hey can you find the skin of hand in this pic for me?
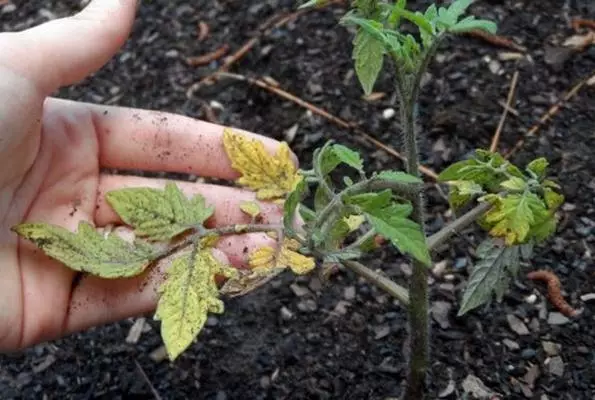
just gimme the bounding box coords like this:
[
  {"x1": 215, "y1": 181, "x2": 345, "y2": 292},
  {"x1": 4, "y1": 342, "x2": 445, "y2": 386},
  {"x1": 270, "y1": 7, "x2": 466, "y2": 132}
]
[{"x1": 0, "y1": 0, "x2": 289, "y2": 351}]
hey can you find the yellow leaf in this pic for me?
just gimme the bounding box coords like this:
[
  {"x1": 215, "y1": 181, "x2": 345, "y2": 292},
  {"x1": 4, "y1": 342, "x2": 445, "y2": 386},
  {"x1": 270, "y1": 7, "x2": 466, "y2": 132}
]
[
  {"x1": 239, "y1": 201, "x2": 261, "y2": 219},
  {"x1": 344, "y1": 215, "x2": 365, "y2": 232},
  {"x1": 223, "y1": 128, "x2": 301, "y2": 200},
  {"x1": 248, "y1": 238, "x2": 315, "y2": 275},
  {"x1": 155, "y1": 245, "x2": 237, "y2": 361}
]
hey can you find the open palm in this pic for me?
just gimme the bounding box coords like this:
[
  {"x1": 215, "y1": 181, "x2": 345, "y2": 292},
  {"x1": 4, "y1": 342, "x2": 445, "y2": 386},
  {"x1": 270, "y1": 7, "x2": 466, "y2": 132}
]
[{"x1": 0, "y1": 0, "x2": 284, "y2": 351}]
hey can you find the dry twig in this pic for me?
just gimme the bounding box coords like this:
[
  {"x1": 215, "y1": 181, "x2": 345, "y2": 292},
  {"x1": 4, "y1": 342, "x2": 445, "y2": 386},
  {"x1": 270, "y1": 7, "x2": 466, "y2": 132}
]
[
  {"x1": 214, "y1": 72, "x2": 438, "y2": 180},
  {"x1": 134, "y1": 360, "x2": 163, "y2": 400},
  {"x1": 197, "y1": 21, "x2": 209, "y2": 41},
  {"x1": 490, "y1": 71, "x2": 519, "y2": 152},
  {"x1": 571, "y1": 18, "x2": 595, "y2": 31},
  {"x1": 186, "y1": 44, "x2": 230, "y2": 66},
  {"x1": 462, "y1": 29, "x2": 527, "y2": 52},
  {"x1": 505, "y1": 73, "x2": 592, "y2": 159}
]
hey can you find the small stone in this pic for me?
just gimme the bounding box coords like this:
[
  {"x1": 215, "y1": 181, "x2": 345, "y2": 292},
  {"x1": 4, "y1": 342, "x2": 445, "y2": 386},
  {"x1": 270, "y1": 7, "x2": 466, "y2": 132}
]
[
  {"x1": 528, "y1": 318, "x2": 540, "y2": 332},
  {"x1": 165, "y1": 49, "x2": 179, "y2": 58},
  {"x1": 562, "y1": 203, "x2": 576, "y2": 211},
  {"x1": 507, "y1": 314, "x2": 530, "y2": 335},
  {"x1": 334, "y1": 300, "x2": 351, "y2": 315},
  {"x1": 280, "y1": 306, "x2": 294, "y2": 321},
  {"x1": 206, "y1": 316, "x2": 219, "y2": 327},
  {"x1": 432, "y1": 260, "x2": 448, "y2": 277},
  {"x1": 382, "y1": 108, "x2": 396, "y2": 120},
  {"x1": 461, "y1": 374, "x2": 496, "y2": 398},
  {"x1": 580, "y1": 293, "x2": 595, "y2": 302},
  {"x1": 503, "y1": 338, "x2": 520, "y2": 351},
  {"x1": 525, "y1": 294, "x2": 538, "y2": 304},
  {"x1": 400, "y1": 263, "x2": 412, "y2": 276},
  {"x1": 290, "y1": 283, "x2": 311, "y2": 297},
  {"x1": 498, "y1": 51, "x2": 524, "y2": 61},
  {"x1": 374, "y1": 325, "x2": 391, "y2": 340},
  {"x1": 547, "y1": 312, "x2": 570, "y2": 325},
  {"x1": 438, "y1": 379, "x2": 455, "y2": 398},
  {"x1": 488, "y1": 59, "x2": 502, "y2": 74},
  {"x1": 297, "y1": 299, "x2": 318, "y2": 312},
  {"x1": 431, "y1": 301, "x2": 452, "y2": 329},
  {"x1": 438, "y1": 283, "x2": 455, "y2": 292},
  {"x1": 2, "y1": 3, "x2": 16, "y2": 13},
  {"x1": 215, "y1": 391, "x2": 227, "y2": 400},
  {"x1": 542, "y1": 341, "x2": 560, "y2": 356},
  {"x1": 547, "y1": 356, "x2": 564, "y2": 377},
  {"x1": 454, "y1": 257, "x2": 467, "y2": 269},
  {"x1": 343, "y1": 286, "x2": 356, "y2": 301},
  {"x1": 521, "y1": 348, "x2": 537, "y2": 359}
]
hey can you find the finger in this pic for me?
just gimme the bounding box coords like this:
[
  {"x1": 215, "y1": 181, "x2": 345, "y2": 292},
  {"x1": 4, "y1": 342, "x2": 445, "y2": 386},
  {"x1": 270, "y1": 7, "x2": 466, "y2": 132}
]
[
  {"x1": 64, "y1": 232, "x2": 276, "y2": 334},
  {"x1": 9, "y1": 0, "x2": 137, "y2": 92},
  {"x1": 95, "y1": 174, "x2": 284, "y2": 227},
  {"x1": 46, "y1": 98, "x2": 294, "y2": 180}
]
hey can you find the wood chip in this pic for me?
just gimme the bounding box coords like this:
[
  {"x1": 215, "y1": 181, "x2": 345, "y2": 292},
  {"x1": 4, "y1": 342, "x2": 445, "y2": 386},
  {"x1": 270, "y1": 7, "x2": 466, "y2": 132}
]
[
  {"x1": 197, "y1": 21, "x2": 209, "y2": 41},
  {"x1": 32, "y1": 354, "x2": 57, "y2": 374},
  {"x1": 149, "y1": 345, "x2": 168, "y2": 362},
  {"x1": 126, "y1": 317, "x2": 146, "y2": 344}
]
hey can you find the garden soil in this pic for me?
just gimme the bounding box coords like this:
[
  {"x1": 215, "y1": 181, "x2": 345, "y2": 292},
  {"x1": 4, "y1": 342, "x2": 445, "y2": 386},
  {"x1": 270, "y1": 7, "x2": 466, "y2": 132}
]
[{"x1": 1, "y1": 0, "x2": 594, "y2": 399}]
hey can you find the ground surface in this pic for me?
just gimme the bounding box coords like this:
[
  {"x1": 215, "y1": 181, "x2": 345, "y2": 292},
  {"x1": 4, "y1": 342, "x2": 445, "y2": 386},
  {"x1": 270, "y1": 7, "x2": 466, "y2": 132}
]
[{"x1": 1, "y1": 0, "x2": 594, "y2": 399}]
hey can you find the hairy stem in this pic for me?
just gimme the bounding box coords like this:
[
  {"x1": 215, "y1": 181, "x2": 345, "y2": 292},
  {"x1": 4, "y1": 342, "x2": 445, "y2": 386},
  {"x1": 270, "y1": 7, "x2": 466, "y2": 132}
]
[
  {"x1": 342, "y1": 260, "x2": 409, "y2": 305},
  {"x1": 427, "y1": 202, "x2": 492, "y2": 251}
]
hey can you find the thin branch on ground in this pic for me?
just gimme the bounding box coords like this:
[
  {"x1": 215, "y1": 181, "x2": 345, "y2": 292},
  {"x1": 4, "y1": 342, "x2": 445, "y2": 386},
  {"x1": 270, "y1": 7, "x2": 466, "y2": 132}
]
[
  {"x1": 572, "y1": 18, "x2": 595, "y2": 31},
  {"x1": 505, "y1": 73, "x2": 592, "y2": 159},
  {"x1": 186, "y1": 44, "x2": 230, "y2": 66},
  {"x1": 213, "y1": 72, "x2": 439, "y2": 180},
  {"x1": 461, "y1": 29, "x2": 527, "y2": 52},
  {"x1": 341, "y1": 260, "x2": 410, "y2": 306},
  {"x1": 490, "y1": 70, "x2": 519, "y2": 152},
  {"x1": 134, "y1": 360, "x2": 162, "y2": 400},
  {"x1": 427, "y1": 201, "x2": 493, "y2": 252}
]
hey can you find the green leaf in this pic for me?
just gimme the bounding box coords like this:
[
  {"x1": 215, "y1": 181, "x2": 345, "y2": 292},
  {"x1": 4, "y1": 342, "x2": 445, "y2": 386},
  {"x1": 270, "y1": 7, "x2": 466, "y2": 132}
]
[
  {"x1": 500, "y1": 176, "x2": 527, "y2": 192},
  {"x1": 318, "y1": 142, "x2": 341, "y2": 175},
  {"x1": 365, "y1": 206, "x2": 430, "y2": 266},
  {"x1": 352, "y1": 28, "x2": 385, "y2": 95},
  {"x1": 483, "y1": 192, "x2": 548, "y2": 245},
  {"x1": 331, "y1": 144, "x2": 364, "y2": 171},
  {"x1": 446, "y1": 0, "x2": 473, "y2": 21},
  {"x1": 389, "y1": 7, "x2": 433, "y2": 34},
  {"x1": 299, "y1": 204, "x2": 316, "y2": 224},
  {"x1": 526, "y1": 158, "x2": 549, "y2": 179},
  {"x1": 155, "y1": 241, "x2": 237, "y2": 360},
  {"x1": 375, "y1": 170, "x2": 423, "y2": 184},
  {"x1": 458, "y1": 238, "x2": 521, "y2": 315},
  {"x1": 12, "y1": 221, "x2": 159, "y2": 278},
  {"x1": 284, "y1": 178, "x2": 307, "y2": 234},
  {"x1": 387, "y1": 0, "x2": 407, "y2": 28},
  {"x1": 529, "y1": 211, "x2": 557, "y2": 242},
  {"x1": 106, "y1": 183, "x2": 214, "y2": 241},
  {"x1": 344, "y1": 189, "x2": 394, "y2": 212},
  {"x1": 449, "y1": 17, "x2": 497, "y2": 34}
]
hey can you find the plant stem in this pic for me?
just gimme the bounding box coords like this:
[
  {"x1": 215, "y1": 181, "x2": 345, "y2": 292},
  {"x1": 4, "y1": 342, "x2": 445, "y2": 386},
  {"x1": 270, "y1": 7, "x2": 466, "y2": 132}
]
[
  {"x1": 344, "y1": 228, "x2": 376, "y2": 251},
  {"x1": 341, "y1": 260, "x2": 409, "y2": 305},
  {"x1": 427, "y1": 202, "x2": 492, "y2": 251}
]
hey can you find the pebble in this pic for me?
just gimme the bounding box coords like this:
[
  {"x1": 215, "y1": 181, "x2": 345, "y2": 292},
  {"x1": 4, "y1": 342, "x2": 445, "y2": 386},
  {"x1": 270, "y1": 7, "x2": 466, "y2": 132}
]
[
  {"x1": 541, "y1": 341, "x2": 560, "y2": 356},
  {"x1": 503, "y1": 338, "x2": 520, "y2": 351},
  {"x1": 333, "y1": 300, "x2": 351, "y2": 315},
  {"x1": 343, "y1": 286, "x2": 356, "y2": 301},
  {"x1": 297, "y1": 299, "x2": 318, "y2": 312},
  {"x1": 580, "y1": 293, "x2": 595, "y2": 302},
  {"x1": 547, "y1": 356, "x2": 565, "y2": 377},
  {"x1": 431, "y1": 301, "x2": 452, "y2": 329},
  {"x1": 280, "y1": 306, "x2": 294, "y2": 321},
  {"x1": 547, "y1": 312, "x2": 570, "y2": 325},
  {"x1": 454, "y1": 257, "x2": 467, "y2": 269},
  {"x1": 382, "y1": 108, "x2": 396, "y2": 120},
  {"x1": 1, "y1": 3, "x2": 16, "y2": 13},
  {"x1": 521, "y1": 348, "x2": 537, "y2": 359},
  {"x1": 374, "y1": 325, "x2": 391, "y2": 340},
  {"x1": 290, "y1": 283, "x2": 311, "y2": 297},
  {"x1": 507, "y1": 314, "x2": 530, "y2": 335},
  {"x1": 525, "y1": 294, "x2": 538, "y2": 304}
]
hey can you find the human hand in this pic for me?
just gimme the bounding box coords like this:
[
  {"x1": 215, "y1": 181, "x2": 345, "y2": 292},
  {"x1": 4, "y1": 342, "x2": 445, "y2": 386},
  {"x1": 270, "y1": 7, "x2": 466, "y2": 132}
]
[{"x1": 0, "y1": 0, "x2": 287, "y2": 351}]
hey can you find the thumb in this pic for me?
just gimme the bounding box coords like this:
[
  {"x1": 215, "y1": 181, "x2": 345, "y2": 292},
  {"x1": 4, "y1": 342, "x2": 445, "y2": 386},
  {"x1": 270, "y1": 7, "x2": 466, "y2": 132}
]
[{"x1": 9, "y1": 0, "x2": 137, "y2": 93}]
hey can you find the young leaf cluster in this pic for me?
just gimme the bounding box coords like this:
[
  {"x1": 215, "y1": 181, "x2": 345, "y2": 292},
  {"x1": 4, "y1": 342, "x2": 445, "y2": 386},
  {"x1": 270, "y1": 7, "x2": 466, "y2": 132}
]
[
  {"x1": 306, "y1": 0, "x2": 497, "y2": 94},
  {"x1": 438, "y1": 150, "x2": 564, "y2": 246}
]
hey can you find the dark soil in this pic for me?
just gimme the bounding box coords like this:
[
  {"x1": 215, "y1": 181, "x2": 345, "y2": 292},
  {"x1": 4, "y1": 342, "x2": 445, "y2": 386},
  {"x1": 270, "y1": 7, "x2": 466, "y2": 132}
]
[{"x1": 1, "y1": 0, "x2": 594, "y2": 399}]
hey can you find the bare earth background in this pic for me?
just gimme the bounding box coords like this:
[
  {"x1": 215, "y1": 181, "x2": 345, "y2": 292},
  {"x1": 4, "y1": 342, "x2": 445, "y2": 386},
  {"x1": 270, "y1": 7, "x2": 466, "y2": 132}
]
[{"x1": 1, "y1": 0, "x2": 594, "y2": 399}]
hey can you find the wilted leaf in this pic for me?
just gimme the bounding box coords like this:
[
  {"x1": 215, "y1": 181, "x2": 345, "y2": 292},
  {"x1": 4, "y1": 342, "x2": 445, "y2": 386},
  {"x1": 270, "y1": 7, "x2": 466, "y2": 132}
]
[
  {"x1": 365, "y1": 205, "x2": 430, "y2": 266},
  {"x1": 13, "y1": 221, "x2": 159, "y2": 278},
  {"x1": 155, "y1": 241, "x2": 237, "y2": 360},
  {"x1": 500, "y1": 176, "x2": 527, "y2": 192},
  {"x1": 543, "y1": 187, "x2": 564, "y2": 210},
  {"x1": 458, "y1": 238, "x2": 522, "y2": 315},
  {"x1": 447, "y1": 180, "x2": 485, "y2": 209},
  {"x1": 353, "y1": 28, "x2": 385, "y2": 95},
  {"x1": 106, "y1": 183, "x2": 213, "y2": 241},
  {"x1": 239, "y1": 201, "x2": 261, "y2": 219},
  {"x1": 249, "y1": 238, "x2": 315, "y2": 275},
  {"x1": 223, "y1": 129, "x2": 301, "y2": 200}
]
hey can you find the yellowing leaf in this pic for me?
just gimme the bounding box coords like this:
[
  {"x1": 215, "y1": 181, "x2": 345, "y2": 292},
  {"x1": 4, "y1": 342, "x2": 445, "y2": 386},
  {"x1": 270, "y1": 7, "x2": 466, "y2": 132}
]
[
  {"x1": 12, "y1": 221, "x2": 158, "y2": 278},
  {"x1": 106, "y1": 183, "x2": 214, "y2": 241},
  {"x1": 344, "y1": 215, "x2": 365, "y2": 232},
  {"x1": 223, "y1": 129, "x2": 301, "y2": 200},
  {"x1": 239, "y1": 201, "x2": 261, "y2": 219},
  {"x1": 483, "y1": 192, "x2": 547, "y2": 245},
  {"x1": 248, "y1": 238, "x2": 315, "y2": 275},
  {"x1": 155, "y1": 244, "x2": 237, "y2": 360}
]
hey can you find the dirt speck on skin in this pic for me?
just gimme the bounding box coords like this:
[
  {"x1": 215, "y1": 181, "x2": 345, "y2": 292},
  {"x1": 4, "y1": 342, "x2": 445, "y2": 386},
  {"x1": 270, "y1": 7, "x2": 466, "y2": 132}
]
[{"x1": 1, "y1": 1, "x2": 594, "y2": 399}]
